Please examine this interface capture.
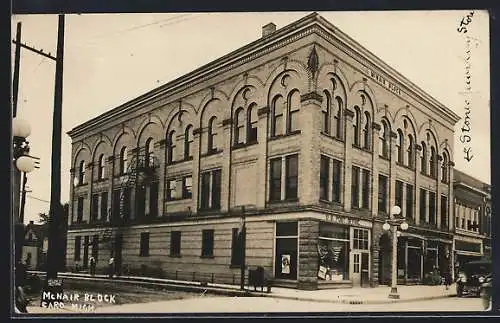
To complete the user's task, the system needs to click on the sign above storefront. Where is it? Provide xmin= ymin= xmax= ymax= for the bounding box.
xmin=325 ymin=214 xmax=372 ymax=228
xmin=366 ymin=68 xmax=403 ymax=96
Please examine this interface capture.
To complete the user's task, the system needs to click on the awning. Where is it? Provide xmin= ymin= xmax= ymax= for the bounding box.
xmin=455 ymin=250 xmax=483 ymax=257
xmin=427 ymin=237 xmax=453 ymax=244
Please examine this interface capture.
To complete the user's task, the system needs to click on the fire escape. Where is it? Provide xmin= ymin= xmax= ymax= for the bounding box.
xmin=104 ymin=147 xmax=160 ymax=273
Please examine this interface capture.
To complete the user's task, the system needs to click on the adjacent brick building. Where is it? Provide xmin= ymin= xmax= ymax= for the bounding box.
xmin=66 ymin=13 xmax=467 ymax=289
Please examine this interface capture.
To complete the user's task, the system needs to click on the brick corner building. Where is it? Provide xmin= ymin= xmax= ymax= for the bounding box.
xmin=65 ymin=13 xmax=489 ymax=289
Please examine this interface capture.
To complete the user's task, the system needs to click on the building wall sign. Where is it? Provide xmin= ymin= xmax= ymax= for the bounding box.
xmin=366 ymin=68 xmax=402 ymax=96
xmin=455 ymin=240 xmax=481 ymax=253
xmin=325 ymin=214 xmax=372 ymax=228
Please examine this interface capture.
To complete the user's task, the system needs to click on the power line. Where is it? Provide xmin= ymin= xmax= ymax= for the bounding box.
xmin=27 ymin=195 xmax=50 ymax=203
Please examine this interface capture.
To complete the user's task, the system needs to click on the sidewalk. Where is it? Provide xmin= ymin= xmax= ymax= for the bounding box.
xmin=24 ymin=271 xmax=457 ymax=314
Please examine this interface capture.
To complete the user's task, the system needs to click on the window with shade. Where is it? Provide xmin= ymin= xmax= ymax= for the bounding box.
xmin=320 ymin=155 xmax=329 ymax=201
xmin=420 ymin=142 xmax=427 ymax=175
xmin=269 ymin=157 xmax=282 ymax=202
xmin=351 ymin=166 xmax=360 ymax=208
xmin=144 ymin=138 xmax=154 ymax=167
xmin=334 ymin=97 xmax=343 ymax=139
xmin=184 ymin=125 xmax=193 ymax=159
xmin=406 ymin=184 xmax=414 ymax=220
xmin=441 ymin=195 xmax=448 ymax=230
xmin=395 ymin=180 xmax=404 ymax=210
xmin=271 ymin=95 xmax=284 ymax=137
xmin=287 ymin=90 xmax=300 ymax=133
xmin=322 ymin=91 xmax=331 ymax=134
xmin=353 ymin=107 xmax=361 ymax=147
xmin=78 ymin=160 xmax=86 ymax=184
xmin=207 ymin=116 xmax=218 ymax=153
xmin=247 ymin=104 xmax=258 ymax=143
xmin=199 ymin=169 xmax=221 ymax=210
xmin=429 ymin=191 xmax=436 ymax=226
xmin=119 ymin=146 xmax=127 ymax=175
xmin=363 ymin=111 xmax=371 ymax=150
xmin=98 ymin=154 xmax=105 ymax=179
xmin=420 ymin=188 xmax=427 ymax=223
xmin=379 ymin=120 xmax=390 ymax=158
xmin=234 ymin=107 xmax=245 ymax=145
xmin=361 ymin=169 xmax=370 ymax=209
xmin=285 ymin=154 xmax=298 ymax=200
xmin=167 ymin=130 xmax=176 ymax=164
xmin=378 ymin=175 xmax=388 ymax=214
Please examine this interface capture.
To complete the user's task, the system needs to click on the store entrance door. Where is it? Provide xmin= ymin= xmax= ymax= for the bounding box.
xmin=351 ymin=252 xmax=361 ymax=286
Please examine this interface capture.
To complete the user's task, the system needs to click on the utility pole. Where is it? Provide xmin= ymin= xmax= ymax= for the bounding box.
xmin=45 ymin=12 xmax=65 ymax=295
xmin=12 ymin=22 xmax=21 ymax=118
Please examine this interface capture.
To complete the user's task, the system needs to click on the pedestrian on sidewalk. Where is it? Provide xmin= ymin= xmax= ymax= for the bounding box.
xmin=89 ymin=256 xmax=96 ymax=276
xmin=108 ymin=257 xmax=115 ymax=279
xmin=15 ymin=260 xmax=28 ymax=313
xmin=444 ymin=269 xmax=452 ymax=290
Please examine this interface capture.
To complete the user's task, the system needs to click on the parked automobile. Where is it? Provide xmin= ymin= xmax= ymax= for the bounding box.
xmin=456 ymin=260 xmax=491 ymax=297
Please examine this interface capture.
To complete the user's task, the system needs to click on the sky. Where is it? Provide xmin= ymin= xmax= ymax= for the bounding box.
xmin=10 ymin=10 xmax=490 ymax=225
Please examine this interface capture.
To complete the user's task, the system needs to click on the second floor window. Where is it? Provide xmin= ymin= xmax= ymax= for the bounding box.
xmin=200 ymin=169 xmax=221 ymax=210
xmin=269 ymin=158 xmax=282 ymax=201
xmin=77 ymin=196 xmax=84 ymax=222
xmin=287 ymin=90 xmax=300 ymax=133
xmin=441 ymin=152 xmax=449 ymax=183
xmin=378 ymin=175 xmax=388 ymax=213
xmin=397 ymin=129 xmax=404 ymax=164
xmin=379 ymin=120 xmax=390 ymax=158
xmin=420 ymin=142 xmax=427 ymax=175
xmin=353 ymin=107 xmax=361 ymax=147
xmin=320 ymin=155 xmax=329 ymax=200
xmin=322 ymin=91 xmax=331 ymax=135
xmin=144 ymin=138 xmax=154 ymax=167
xmin=430 ymin=147 xmax=437 ymax=178
xmin=91 ymin=194 xmax=99 ymax=222
xmin=429 ymin=191 xmax=436 ymax=225
xmin=420 ymin=188 xmax=427 ymax=223
xmin=361 ymin=169 xmax=370 ymax=209
xmin=406 ymin=184 xmax=414 ymax=220
xmin=395 ymin=180 xmax=404 ymax=210
xmin=285 ymin=154 xmax=298 ymax=200
xmin=100 ymin=191 xmax=108 ymax=221
xmin=363 ymin=111 xmax=371 ymax=150
xmin=182 ymin=176 xmax=193 ymax=199
xmin=351 ymin=166 xmax=360 ymax=208
xmin=441 ymin=195 xmax=448 ymax=229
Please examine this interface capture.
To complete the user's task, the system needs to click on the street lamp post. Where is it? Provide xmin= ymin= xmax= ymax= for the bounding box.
xmin=382 ymin=205 xmax=409 ymax=299
xmin=12 ymin=118 xmax=36 ymax=265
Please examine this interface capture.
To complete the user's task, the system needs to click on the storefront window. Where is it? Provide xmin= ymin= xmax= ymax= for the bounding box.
xmin=424 ymin=241 xmax=439 ymax=275
xmin=318 ymin=223 xmax=349 ymax=281
xmin=275 ymin=222 xmax=298 ymax=280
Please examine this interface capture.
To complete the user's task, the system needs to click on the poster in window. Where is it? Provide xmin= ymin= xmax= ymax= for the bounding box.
xmin=281 ymin=254 xmax=291 ymax=274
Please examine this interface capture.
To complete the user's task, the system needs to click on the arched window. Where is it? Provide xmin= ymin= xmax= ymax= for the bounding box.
xmin=119 ymin=146 xmax=127 ymax=175
xmin=363 ymin=111 xmax=371 ymax=149
xmin=208 ymin=116 xmax=217 ymax=152
xmin=353 ymin=107 xmax=361 ymax=146
xmin=287 ymin=90 xmax=301 ymax=133
xmin=407 ymin=134 xmax=414 ymax=168
xmin=322 ymin=91 xmax=331 ymax=134
xmin=78 ymin=160 xmax=86 ymax=184
xmin=167 ymin=130 xmax=176 ymax=163
xmin=145 ymin=137 xmax=154 ymax=167
xmin=379 ymin=120 xmax=389 ymax=158
xmin=184 ymin=125 xmax=193 ymax=159
xmin=247 ymin=104 xmax=258 ymax=143
xmin=98 ymin=154 xmax=105 ymax=179
xmin=334 ymin=97 xmax=343 ymax=139
xmin=234 ymin=108 xmax=245 ymax=145
xmin=420 ymin=142 xmax=427 ymax=175
xmin=271 ymin=95 xmax=284 ymax=137
xmin=396 ymin=129 xmax=404 ymax=164
xmin=430 ymin=146 xmax=437 ymax=178
xmin=441 ymin=151 xmax=449 ymax=183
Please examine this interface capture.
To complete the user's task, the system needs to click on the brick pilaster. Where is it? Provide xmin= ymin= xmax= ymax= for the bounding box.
xmin=299 ymin=92 xmax=322 ymax=205
xmin=371 ymin=123 xmax=381 ymax=217
xmin=221 ymin=119 xmax=232 ymax=212
xmin=298 ymin=220 xmax=319 ymax=290
xmin=256 ymin=107 xmax=269 ymax=208
xmin=343 ymin=109 xmax=354 ymax=212
xmin=191 ymin=128 xmax=202 ymax=213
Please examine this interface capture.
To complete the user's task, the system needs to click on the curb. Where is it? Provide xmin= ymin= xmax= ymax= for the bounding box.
xmin=29 ymin=271 xmax=457 ymax=306
xmin=253 ymin=292 xmax=457 ymax=305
